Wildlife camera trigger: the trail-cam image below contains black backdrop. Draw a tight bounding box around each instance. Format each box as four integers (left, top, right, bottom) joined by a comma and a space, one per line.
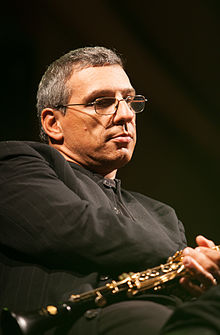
1, 0, 220, 246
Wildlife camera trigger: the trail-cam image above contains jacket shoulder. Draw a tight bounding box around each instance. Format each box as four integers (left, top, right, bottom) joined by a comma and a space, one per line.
0, 140, 63, 163
0, 141, 72, 180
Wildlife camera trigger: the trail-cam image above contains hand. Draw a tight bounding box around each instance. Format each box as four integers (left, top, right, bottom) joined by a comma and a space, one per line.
180, 235, 220, 297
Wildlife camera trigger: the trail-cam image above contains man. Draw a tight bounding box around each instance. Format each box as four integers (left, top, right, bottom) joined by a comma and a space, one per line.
0, 46, 219, 335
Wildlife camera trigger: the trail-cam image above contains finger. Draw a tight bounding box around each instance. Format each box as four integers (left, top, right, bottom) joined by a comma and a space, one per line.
194, 247, 220, 282
179, 277, 203, 297
196, 235, 215, 248
183, 247, 220, 281
182, 254, 217, 289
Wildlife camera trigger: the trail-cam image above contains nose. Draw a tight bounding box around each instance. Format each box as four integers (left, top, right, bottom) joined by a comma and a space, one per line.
112, 99, 135, 125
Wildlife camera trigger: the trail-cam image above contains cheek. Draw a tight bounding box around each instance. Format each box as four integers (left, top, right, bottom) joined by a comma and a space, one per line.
65, 118, 88, 134
84, 122, 105, 140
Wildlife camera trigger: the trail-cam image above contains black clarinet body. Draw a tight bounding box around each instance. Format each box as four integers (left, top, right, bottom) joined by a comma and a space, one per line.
1, 299, 96, 335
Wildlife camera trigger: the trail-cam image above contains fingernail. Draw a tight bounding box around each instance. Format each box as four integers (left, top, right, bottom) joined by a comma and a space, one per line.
183, 256, 191, 266
183, 248, 190, 255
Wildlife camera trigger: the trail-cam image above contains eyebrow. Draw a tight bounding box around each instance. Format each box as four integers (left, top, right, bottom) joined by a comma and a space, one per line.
84, 88, 136, 103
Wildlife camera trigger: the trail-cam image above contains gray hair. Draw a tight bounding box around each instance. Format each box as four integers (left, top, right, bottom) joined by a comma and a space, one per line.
36, 46, 124, 143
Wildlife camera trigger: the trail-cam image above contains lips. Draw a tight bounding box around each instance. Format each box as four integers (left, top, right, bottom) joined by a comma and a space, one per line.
107, 132, 133, 143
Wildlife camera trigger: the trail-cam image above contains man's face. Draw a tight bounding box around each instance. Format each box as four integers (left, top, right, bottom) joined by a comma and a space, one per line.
56, 65, 137, 176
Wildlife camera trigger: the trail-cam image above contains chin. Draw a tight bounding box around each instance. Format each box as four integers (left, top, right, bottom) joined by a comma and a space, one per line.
110, 151, 133, 169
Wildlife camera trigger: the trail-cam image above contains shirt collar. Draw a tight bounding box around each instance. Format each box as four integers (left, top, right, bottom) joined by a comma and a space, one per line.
68, 161, 120, 190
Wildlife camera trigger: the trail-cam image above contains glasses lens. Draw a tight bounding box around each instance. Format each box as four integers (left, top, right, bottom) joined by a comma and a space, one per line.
129, 95, 145, 113
94, 95, 146, 114
95, 97, 116, 114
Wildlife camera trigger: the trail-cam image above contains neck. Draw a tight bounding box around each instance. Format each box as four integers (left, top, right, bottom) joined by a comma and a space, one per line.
51, 144, 117, 179
102, 170, 117, 179
67, 156, 117, 179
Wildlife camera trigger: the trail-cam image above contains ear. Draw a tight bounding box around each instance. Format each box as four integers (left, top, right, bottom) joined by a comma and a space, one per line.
41, 108, 63, 142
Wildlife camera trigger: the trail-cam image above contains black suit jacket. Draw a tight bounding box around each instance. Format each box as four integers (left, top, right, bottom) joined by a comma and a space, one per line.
0, 141, 187, 318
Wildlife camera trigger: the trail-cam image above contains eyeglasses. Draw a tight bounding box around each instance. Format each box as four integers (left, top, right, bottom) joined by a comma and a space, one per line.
57, 95, 147, 115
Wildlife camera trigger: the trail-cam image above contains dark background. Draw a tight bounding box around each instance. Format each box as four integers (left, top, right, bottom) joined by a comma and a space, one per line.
1, 1, 219, 246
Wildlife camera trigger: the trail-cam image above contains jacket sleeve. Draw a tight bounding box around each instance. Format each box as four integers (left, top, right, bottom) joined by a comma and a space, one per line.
0, 141, 185, 273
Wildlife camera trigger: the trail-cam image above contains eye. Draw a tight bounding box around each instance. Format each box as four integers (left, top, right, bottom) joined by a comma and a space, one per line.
95, 97, 116, 109
125, 96, 135, 104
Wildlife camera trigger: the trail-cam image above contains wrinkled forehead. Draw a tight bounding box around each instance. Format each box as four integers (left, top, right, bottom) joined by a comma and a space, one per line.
66, 64, 134, 99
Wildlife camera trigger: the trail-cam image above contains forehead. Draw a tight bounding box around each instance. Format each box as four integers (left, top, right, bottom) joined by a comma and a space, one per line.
67, 65, 134, 98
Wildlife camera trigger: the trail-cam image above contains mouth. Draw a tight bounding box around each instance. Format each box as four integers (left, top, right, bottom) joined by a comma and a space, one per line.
107, 132, 133, 143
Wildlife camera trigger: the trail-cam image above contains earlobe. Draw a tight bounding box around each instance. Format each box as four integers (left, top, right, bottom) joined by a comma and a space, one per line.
41, 108, 63, 141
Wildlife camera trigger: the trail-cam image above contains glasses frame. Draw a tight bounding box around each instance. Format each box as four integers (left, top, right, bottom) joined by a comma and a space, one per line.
56, 95, 147, 115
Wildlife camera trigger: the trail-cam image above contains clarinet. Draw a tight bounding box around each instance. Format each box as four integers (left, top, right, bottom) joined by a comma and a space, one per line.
2, 246, 219, 335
